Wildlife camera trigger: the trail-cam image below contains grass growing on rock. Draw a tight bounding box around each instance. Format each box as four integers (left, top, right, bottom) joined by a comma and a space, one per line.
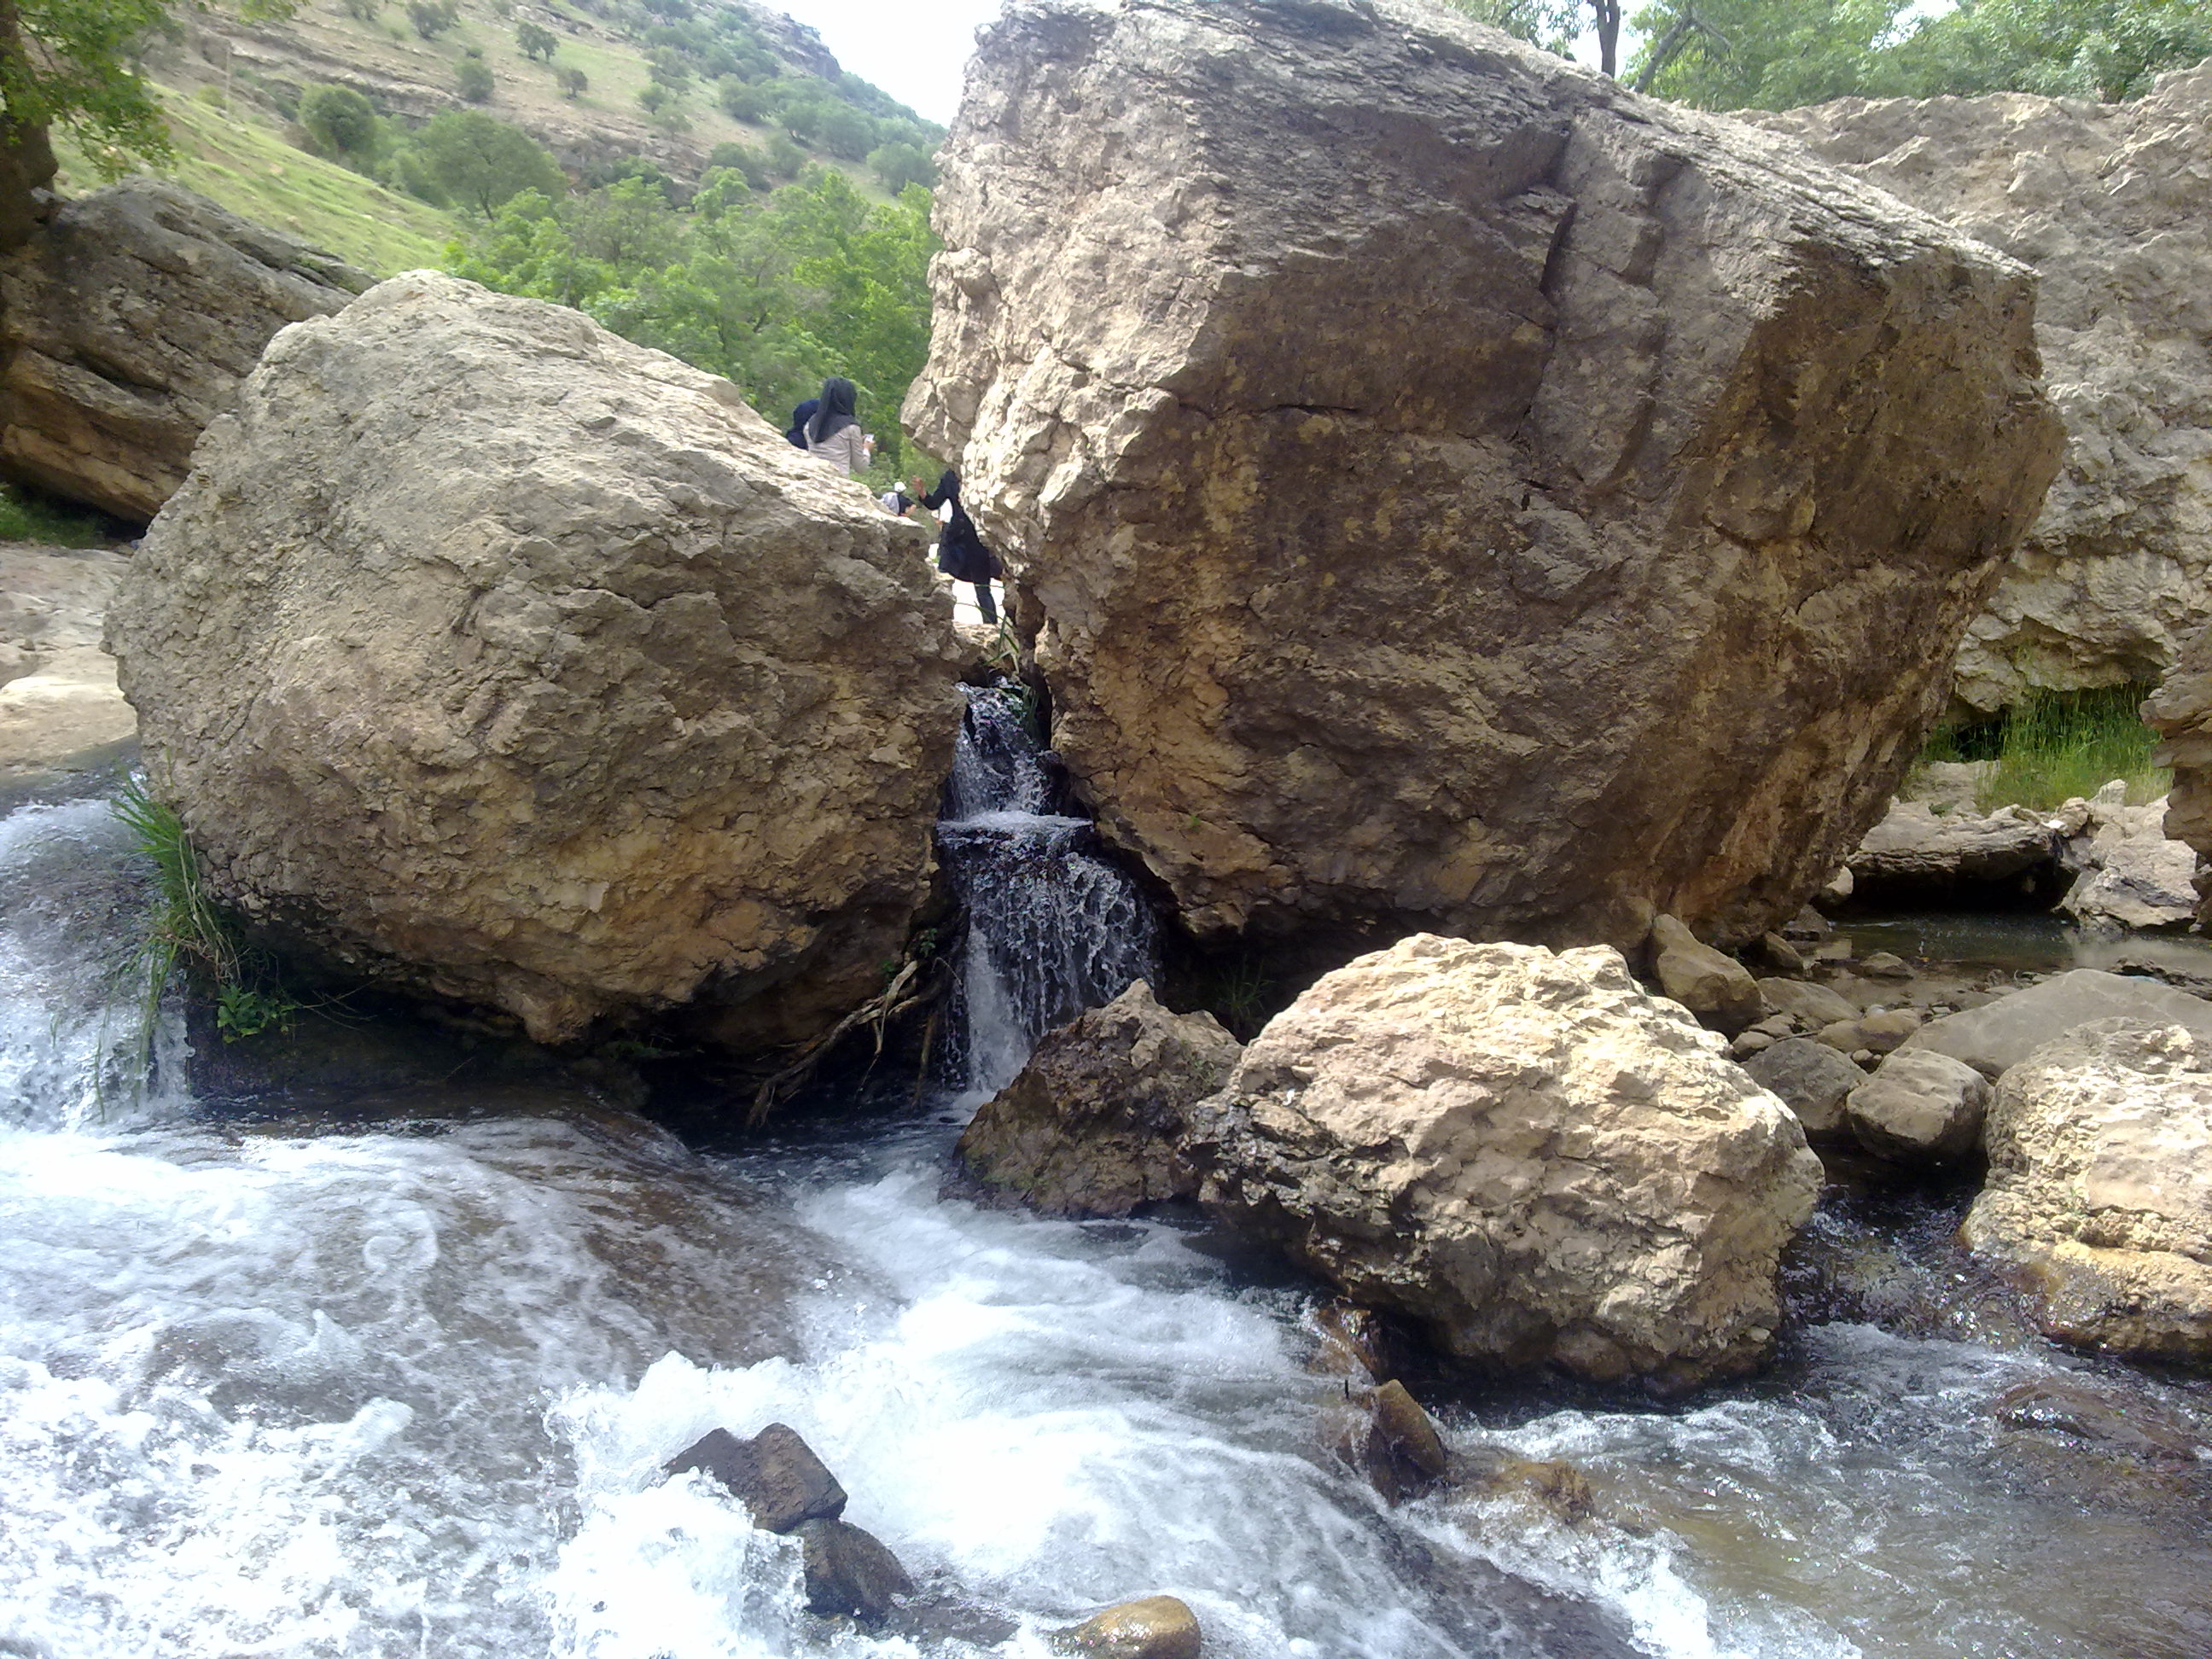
1918, 684, 2169, 811
0, 485, 120, 547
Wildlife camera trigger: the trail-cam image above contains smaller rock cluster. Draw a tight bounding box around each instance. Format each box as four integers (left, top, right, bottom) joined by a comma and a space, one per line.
662, 1423, 1202, 1652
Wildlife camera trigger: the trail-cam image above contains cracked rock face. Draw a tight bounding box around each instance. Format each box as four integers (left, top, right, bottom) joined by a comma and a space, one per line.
2147, 622, 2212, 930
108, 271, 964, 1047
1758, 65, 2212, 713
907, 0, 2063, 957
0, 179, 370, 522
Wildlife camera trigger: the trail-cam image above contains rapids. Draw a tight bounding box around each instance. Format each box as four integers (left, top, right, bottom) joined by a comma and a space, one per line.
1, 758, 2208, 1658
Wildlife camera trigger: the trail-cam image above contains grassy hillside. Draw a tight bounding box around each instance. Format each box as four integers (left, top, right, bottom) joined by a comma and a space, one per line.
55, 88, 463, 274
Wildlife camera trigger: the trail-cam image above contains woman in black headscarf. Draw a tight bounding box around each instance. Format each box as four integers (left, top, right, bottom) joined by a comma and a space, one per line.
805, 375, 869, 476
913, 468, 1002, 624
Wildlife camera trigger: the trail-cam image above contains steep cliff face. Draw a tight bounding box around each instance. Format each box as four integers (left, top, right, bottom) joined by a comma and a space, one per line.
108, 272, 964, 1048
906, 0, 2063, 957
0, 180, 369, 523
1759, 63, 2212, 713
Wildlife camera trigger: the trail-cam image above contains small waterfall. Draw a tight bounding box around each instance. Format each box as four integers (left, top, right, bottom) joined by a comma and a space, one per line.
935, 683, 1157, 1098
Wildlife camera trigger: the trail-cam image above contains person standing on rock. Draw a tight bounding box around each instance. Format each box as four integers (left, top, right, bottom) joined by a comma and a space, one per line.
913, 468, 1002, 624
805, 377, 869, 476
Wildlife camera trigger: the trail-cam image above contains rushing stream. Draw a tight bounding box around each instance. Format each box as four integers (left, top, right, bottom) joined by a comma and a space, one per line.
2, 742, 2209, 1657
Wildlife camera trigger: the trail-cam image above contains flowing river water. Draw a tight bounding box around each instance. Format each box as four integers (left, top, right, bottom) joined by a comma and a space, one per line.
3, 719, 2210, 1658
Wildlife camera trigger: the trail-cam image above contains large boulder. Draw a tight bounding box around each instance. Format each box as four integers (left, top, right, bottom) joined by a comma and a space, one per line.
956, 979, 1240, 1216
1901, 969, 2212, 1080
905, 0, 2063, 959
1963, 1020, 2212, 1360
1842, 1047, 1988, 1162
0, 179, 370, 522
2146, 622, 2212, 928
1185, 934, 1824, 1388
1757, 64, 2212, 711
1844, 800, 2060, 904
106, 271, 964, 1047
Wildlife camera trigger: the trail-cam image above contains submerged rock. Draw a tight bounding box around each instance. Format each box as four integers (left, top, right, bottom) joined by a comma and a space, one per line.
1187, 935, 1822, 1388
795, 1517, 916, 1623
1760, 64, 2212, 710
1902, 969, 2212, 1080
1355, 1378, 1450, 1505
907, 0, 2062, 961
0, 179, 368, 521
1964, 1019, 2212, 1360
1050, 1596, 1202, 1659
107, 271, 963, 1048
956, 979, 1238, 1216
1843, 1048, 1988, 1162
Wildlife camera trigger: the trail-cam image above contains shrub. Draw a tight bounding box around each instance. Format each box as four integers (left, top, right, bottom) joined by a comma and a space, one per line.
457, 55, 495, 101
556, 65, 588, 98
339, 0, 381, 20
299, 82, 378, 157
717, 75, 768, 121
515, 19, 557, 60
868, 139, 935, 193
406, 0, 457, 37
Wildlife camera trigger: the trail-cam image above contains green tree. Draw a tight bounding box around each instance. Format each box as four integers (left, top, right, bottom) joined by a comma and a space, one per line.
718, 75, 769, 121
556, 65, 588, 98
515, 18, 557, 61
867, 140, 934, 193
417, 108, 563, 215
0, 0, 297, 249
340, 0, 381, 20
298, 82, 378, 159
1627, 0, 1907, 105
406, 0, 457, 38
456, 54, 494, 102
1882, 0, 2212, 101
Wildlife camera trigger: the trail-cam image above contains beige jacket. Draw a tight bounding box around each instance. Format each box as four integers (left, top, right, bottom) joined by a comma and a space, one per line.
808, 423, 869, 477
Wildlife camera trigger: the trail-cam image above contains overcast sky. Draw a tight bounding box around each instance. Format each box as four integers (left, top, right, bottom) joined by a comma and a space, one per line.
777, 0, 1008, 125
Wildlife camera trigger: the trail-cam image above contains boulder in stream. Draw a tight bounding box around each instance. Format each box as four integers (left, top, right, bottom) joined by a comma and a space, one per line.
1647, 913, 1761, 1034
956, 978, 1239, 1216
1842, 1048, 1988, 1162
1902, 969, 2212, 1080
666, 1423, 848, 1533
1845, 800, 2061, 905
0, 179, 369, 522
906, 0, 2063, 962
1186, 934, 1823, 1388
1740, 1037, 1865, 1138
1963, 1019, 2212, 1360
106, 271, 964, 1048
795, 1516, 916, 1623
1050, 1596, 1202, 1659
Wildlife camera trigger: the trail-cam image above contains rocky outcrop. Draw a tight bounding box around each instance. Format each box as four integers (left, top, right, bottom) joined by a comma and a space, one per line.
0, 542, 133, 775
1964, 1020, 2212, 1360
1757, 64, 2212, 711
106, 271, 963, 1047
1903, 969, 2212, 1080
2056, 781, 2198, 931
2146, 623, 2212, 928
906, 0, 2062, 959
0, 180, 369, 522
1186, 934, 1823, 1388
956, 979, 1238, 1216
1845, 800, 2061, 903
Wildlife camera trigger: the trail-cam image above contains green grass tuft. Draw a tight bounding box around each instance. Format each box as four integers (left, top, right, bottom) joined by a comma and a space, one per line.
1920, 684, 2168, 812
0, 484, 119, 547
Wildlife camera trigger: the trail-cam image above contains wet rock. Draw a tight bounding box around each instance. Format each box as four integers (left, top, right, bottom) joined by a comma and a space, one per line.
1457, 1450, 1598, 1524
665, 1424, 847, 1533
2148, 623, 2212, 930
1757, 977, 1860, 1029
0, 179, 369, 521
956, 980, 1239, 1216
795, 1517, 916, 1623
1648, 914, 1761, 1035
1759, 66, 2212, 711
906, 0, 2061, 961
1994, 1377, 2209, 1463
1844, 1049, 1989, 1162
1814, 1009, 1923, 1058
1860, 952, 1912, 980
1742, 1038, 1866, 1138
1187, 935, 1821, 1388
1964, 1019, 2212, 1360
106, 271, 963, 1051
1781, 908, 1832, 943
1845, 800, 2059, 904
1356, 1378, 1449, 1504
1311, 1301, 1396, 1382
1903, 969, 2212, 1080
1049, 1596, 1202, 1659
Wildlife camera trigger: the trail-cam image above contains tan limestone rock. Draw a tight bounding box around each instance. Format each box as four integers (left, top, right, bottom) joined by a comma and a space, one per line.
905, 0, 2062, 959
1647, 912, 1761, 1033
2145, 624, 2212, 928
1757, 65, 2212, 710
105, 271, 963, 1047
0, 179, 369, 522
1186, 934, 1823, 1388
1963, 1019, 2212, 1360
0, 541, 133, 774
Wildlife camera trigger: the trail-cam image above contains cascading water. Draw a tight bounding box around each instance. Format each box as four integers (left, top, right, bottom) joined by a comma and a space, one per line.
1, 768, 2209, 1659
934, 683, 1157, 1097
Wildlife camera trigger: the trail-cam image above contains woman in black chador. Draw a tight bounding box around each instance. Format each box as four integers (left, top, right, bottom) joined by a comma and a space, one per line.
913, 468, 1002, 624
